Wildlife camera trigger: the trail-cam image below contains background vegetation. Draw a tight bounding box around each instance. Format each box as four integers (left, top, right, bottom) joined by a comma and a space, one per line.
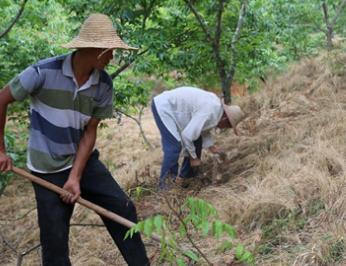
2, 0, 346, 101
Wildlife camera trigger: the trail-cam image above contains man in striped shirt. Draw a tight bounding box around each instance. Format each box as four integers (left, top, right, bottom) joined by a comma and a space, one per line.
0, 14, 149, 266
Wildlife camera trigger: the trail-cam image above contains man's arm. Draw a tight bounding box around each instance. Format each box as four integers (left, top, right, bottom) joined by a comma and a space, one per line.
180, 114, 210, 168
181, 114, 209, 158
61, 117, 100, 204
0, 86, 16, 172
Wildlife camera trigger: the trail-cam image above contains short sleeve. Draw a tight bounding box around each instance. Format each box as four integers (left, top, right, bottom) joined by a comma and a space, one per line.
92, 84, 113, 120
8, 66, 44, 101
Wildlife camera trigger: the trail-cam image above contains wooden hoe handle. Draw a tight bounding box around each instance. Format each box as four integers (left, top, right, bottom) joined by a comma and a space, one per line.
12, 166, 160, 242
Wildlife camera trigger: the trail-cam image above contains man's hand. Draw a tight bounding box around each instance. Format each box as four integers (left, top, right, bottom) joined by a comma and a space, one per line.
0, 152, 12, 172
61, 177, 81, 204
190, 158, 202, 167
208, 145, 224, 154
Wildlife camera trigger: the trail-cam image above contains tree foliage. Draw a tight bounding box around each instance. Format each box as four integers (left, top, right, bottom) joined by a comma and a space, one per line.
2, 0, 346, 107
0, 0, 28, 39
0, 0, 75, 87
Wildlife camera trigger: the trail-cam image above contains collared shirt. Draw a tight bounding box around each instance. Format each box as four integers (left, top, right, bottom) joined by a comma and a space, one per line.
153, 87, 223, 159
8, 53, 113, 173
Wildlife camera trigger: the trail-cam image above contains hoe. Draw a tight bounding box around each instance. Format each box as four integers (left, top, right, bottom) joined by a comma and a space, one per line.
12, 167, 161, 243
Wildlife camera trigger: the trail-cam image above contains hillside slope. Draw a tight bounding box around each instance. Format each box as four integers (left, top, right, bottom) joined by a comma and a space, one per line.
1, 49, 346, 265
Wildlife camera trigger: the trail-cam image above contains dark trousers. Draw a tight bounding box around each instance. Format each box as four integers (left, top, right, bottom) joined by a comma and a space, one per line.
151, 101, 202, 188
32, 150, 149, 266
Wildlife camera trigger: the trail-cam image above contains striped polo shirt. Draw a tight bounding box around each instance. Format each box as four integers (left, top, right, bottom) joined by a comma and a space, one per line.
8, 53, 113, 173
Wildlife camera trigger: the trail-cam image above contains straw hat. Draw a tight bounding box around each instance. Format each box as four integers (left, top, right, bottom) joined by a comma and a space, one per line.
62, 13, 137, 50
223, 104, 245, 135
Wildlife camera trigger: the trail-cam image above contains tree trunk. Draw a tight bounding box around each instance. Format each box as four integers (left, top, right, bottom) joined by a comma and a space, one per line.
221, 77, 232, 104
326, 26, 334, 50
222, 0, 246, 104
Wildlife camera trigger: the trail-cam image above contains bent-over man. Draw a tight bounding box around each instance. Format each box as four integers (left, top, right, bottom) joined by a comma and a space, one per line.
152, 86, 245, 189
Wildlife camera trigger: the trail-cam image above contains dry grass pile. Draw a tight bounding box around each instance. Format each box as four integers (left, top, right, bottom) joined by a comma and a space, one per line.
1, 49, 346, 265
200, 49, 346, 265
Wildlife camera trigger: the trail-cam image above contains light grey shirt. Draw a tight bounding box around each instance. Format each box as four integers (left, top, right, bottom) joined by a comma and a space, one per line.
153, 86, 223, 158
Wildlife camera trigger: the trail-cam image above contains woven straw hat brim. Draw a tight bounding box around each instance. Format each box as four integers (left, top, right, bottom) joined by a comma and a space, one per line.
62, 39, 138, 50
62, 13, 138, 50
223, 104, 245, 133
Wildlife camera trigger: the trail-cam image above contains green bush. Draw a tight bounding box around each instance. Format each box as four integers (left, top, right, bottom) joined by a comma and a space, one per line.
126, 197, 255, 265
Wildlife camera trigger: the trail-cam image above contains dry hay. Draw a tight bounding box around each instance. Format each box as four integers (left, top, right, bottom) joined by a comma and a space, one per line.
2, 49, 346, 265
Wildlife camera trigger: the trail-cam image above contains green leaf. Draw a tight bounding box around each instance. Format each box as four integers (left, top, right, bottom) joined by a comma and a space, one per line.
137, 221, 145, 232
212, 220, 223, 239
190, 213, 200, 226
179, 224, 187, 237
143, 219, 154, 236
223, 224, 237, 238
235, 244, 245, 259
201, 221, 209, 236
153, 215, 164, 232
176, 258, 186, 266
124, 227, 136, 240
124, 230, 130, 240
183, 250, 199, 262
241, 251, 254, 263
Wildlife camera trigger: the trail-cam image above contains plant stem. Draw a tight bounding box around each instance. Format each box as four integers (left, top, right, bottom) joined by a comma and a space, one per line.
163, 196, 213, 265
